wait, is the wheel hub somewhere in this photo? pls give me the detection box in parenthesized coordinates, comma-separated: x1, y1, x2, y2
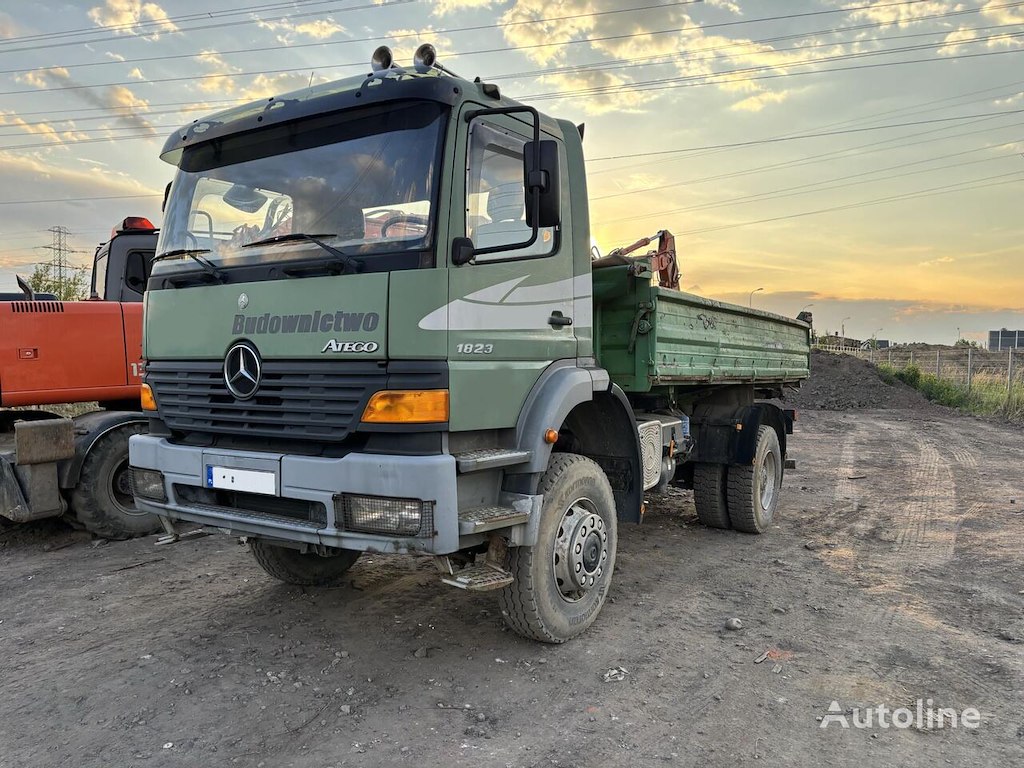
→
(759, 452, 777, 511)
(553, 501, 608, 601)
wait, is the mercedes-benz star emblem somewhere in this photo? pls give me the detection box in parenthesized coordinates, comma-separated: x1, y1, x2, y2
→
(238, 292, 249, 310)
(224, 343, 261, 400)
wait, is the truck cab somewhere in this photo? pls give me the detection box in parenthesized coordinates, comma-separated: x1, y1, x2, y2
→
(130, 47, 809, 642)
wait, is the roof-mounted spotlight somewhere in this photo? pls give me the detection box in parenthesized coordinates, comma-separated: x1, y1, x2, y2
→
(371, 45, 395, 72)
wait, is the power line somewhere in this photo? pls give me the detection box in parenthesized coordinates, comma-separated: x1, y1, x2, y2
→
(523, 33, 1024, 103)
(638, 171, 1024, 237)
(0, 193, 160, 207)
(592, 126, 1024, 200)
(0, 0, 416, 55)
(602, 152, 1015, 224)
(8, 1, 1019, 97)
(0, 0, 345, 45)
(0, 0, 703, 76)
(589, 109, 1024, 161)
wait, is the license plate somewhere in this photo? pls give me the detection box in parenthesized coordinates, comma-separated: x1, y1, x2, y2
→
(206, 465, 277, 496)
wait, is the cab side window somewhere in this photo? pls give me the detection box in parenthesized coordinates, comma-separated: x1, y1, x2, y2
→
(466, 121, 555, 262)
(93, 252, 108, 299)
(124, 250, 153, 297)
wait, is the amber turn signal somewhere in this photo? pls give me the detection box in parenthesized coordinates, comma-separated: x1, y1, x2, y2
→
(543, 429, 559, 444)
(362, 390, 449, 424)
(140, 383, 157, 411)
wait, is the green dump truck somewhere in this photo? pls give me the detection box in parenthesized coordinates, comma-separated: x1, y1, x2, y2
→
(130, 45, 810, 643)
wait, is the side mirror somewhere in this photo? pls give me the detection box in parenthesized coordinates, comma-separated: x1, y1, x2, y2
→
(451, 236, 474, 266)
(523, 139, 560, 228)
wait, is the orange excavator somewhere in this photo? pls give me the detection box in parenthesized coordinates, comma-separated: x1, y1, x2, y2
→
(0, 217, 161, 539)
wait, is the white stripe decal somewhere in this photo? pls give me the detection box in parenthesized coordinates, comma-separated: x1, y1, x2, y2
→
(418, 275, 592, 331)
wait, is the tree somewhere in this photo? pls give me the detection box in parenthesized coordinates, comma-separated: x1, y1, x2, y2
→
(26, 262, 88, 301)
(954, 338, 979, 349)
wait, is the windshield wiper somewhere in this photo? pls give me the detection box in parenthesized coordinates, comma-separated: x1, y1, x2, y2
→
(241, 233, 361, 275)
(152, 248, 226, 283)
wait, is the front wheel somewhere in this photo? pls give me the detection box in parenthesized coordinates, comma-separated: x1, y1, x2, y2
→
(250, 539, 361, 586)
(498, 454, 617, 643)
(727, 425, 783, 534)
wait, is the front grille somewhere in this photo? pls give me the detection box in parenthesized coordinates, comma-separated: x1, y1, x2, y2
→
(147, 359, 447, 443)
(148, 359, 386, 443)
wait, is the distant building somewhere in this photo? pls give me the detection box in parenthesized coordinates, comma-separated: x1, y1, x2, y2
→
(988, 329, 1024, 350)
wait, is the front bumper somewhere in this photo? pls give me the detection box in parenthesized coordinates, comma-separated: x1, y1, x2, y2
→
(128, 435, 459, 554)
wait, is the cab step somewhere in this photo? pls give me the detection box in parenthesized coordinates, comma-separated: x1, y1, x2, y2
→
(440, 563, 514, 591)
(458, 505, 530, 535)
(454, 448, 532, 473)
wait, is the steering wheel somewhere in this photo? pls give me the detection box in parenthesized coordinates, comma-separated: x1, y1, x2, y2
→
(380, 214, 429, 238)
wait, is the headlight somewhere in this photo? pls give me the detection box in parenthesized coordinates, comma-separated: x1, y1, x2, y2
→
(131, 468, 166, 502)
(338, 494, 433, 537)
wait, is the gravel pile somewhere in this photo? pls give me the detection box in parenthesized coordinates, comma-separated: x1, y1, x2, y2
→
(786, 349, 931, 410)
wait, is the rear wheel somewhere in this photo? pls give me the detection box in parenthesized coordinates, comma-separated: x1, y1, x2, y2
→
(70, 423, 160, 539)
(250, 539, 361, 587)
(727, 425, 782, 534)
(693, 463, 731, 529)
(498, 454, 617, 643)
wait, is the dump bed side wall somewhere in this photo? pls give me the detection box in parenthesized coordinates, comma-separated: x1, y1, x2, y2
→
(594, 267, 810, 392)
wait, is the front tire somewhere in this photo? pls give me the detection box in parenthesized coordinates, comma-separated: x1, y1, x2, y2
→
(70, 423, 160, 539)
(727, 425, 783, 534)
(498, 454, 617, 643)
(250, 539, 361, 586)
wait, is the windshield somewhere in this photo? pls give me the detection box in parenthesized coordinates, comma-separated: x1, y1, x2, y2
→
(156, 101, 447, 272)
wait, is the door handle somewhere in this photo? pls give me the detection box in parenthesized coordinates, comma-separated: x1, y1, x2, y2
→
(548, 311, 573, 327)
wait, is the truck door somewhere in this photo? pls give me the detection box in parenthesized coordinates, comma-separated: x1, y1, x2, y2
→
(440, 111, 576, 430)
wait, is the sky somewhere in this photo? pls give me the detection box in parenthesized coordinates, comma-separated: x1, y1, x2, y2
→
(0, 0, 1021, 345)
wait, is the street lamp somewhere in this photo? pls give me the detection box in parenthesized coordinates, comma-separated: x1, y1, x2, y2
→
(841, 316, 851, 340)
(801, 303, 814, 312)
(749, 287, 763, 307)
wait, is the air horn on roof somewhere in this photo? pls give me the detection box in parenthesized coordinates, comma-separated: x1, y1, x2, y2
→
(370, 43, 459, 77)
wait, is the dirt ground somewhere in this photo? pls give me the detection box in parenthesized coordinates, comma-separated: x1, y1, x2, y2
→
(3, 406, 1023, 767)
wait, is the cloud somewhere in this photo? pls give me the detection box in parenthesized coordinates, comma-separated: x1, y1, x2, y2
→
(17, 67, 156, 137)
(87, 0, 179, 37)
(17, 67, 71, 89)
(0, 10, 19, 38)
(431, 0, 498, 15)
(729, 89, 792, 112)
(105, 51, 126, 62)
(496, 0, 815, 115)
(255, 15, 347, 44)
(937, 26, 979, 56)
(128, 66, 146, 80)
(918, 255, 956, 267)
(980, 0, 1024, 25)
(194, 50, 242, 94)
(705, 0, 742, 13)
(0, 112, 71, 147)
(845, 0, 956, 29)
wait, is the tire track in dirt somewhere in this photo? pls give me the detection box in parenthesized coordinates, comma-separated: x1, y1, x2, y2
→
(804, 413, 1021, 712)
